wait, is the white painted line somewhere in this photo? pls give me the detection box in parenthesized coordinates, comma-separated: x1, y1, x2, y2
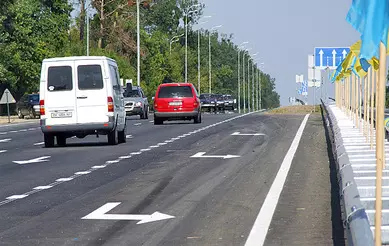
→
(92, 165, 107, 169)
(231, 132, 265, 136)
(171, 138, 180, 140)
(19, 129, 27, 132)
(157, 143, 167, 146)
(126, 135, 133, 139)
(0, 138, 11, 143)
(361, 197, 389, 201)
(75, 171, 91, 175)
(34, 142, 44, 146)
(0, 132, 7, 135)
(165, 140, 173, 143)
(13, 156, 50, 165)
(149, 121, 153, 123)
(0, 150, 7, 154)
(9, 131, 18, 133)
(119, 156, 132, 159)
(56, 178, 74, 182)
(134, 123, 142, 126)
(131, 152, 141, 155)
(33, 186, 53, 190)
(106, 160, 120, 164)
(6, 194, 28, 200)
(244, 114, 310, 246)
(149, 145, 159, 148)
(190, 152, 240, 159)
(140, 148, 151, 152)
(28, 128, 36, 131)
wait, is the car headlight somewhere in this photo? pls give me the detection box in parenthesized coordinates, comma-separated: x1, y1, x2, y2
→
(135, 102, 142, 107)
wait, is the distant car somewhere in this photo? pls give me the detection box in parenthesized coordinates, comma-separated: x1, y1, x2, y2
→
(200, 93, 217, 112)
(215, 94, 226, 111)
(123, 83, 149, 119)
(223, 94, 236, 110)
(16, 93, 40, 119)
(153, 82, 201, 125)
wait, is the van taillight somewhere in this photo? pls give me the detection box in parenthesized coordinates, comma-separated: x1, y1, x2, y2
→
(39, 100, 45, 115)
(107, 97, 114, 112)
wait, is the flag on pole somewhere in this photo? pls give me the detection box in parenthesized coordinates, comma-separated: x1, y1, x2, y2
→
(346, 0, 389, 61)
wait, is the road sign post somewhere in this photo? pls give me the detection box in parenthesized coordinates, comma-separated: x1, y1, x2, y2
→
(0, 89, 16, 123)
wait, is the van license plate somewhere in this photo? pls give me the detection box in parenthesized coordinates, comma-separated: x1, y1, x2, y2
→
(51, 112, 72, 118)
(169, 101, 182, 106)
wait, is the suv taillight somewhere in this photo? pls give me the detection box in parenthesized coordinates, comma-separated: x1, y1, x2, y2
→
(107, 97, 114, 112)
(39, 100, 45, 115)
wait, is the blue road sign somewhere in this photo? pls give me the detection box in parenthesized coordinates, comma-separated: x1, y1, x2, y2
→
(302, 80, 308, 94)
(314, 47, 350, 69)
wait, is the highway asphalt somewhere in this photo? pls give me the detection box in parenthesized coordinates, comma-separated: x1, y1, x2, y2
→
(0, 111, 342, 245)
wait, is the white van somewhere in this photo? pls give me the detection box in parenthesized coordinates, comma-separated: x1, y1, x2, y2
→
(39, 56, 127, 147)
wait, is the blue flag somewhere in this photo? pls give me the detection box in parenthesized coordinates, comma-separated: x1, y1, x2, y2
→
(346, 0, 389, 61)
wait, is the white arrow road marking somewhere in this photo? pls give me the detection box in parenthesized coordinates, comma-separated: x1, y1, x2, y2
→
(231, 132, 265, 136)
(82, 202, 175, 224)
(0, 138, 11, 143)
(13, 156, 50, 165)
(190, 152, 240, 159)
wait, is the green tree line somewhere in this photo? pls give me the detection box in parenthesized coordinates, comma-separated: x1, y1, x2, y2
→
(0, 0, 280, 110)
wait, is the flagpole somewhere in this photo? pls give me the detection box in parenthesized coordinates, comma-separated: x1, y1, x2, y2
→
(375, 41, 387, 246)
(366, 68, 371, 142)
(359, 77, 363, 132)
(371, 68, 375, 149)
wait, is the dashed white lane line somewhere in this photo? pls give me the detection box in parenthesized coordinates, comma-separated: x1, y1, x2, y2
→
(34, 142, 44, 146)
(75, 171, 92, 175)
(0, 138, 11, 143)
(6, 195, 28, 200)
(0, 150, 7, 153)
(0, 132, 6, 135)
(92, 165, 107, 169)
(134, 123, 142, 126)
(126, 135, 133, 139)
(9, 131, 18, 133)
(56, 178, 74, 182)
(33, 186, 53, 190)
(149, 121, 154, 123)
(245, 114, 310, 246)
(0, 111, 258, 207)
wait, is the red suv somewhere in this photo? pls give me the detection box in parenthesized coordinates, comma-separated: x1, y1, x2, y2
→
(153, 83, 202, 125)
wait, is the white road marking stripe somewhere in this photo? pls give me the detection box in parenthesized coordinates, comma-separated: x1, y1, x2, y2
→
(157, 143, 167, 146)
(6, 195, 28, 200)
(33, 186, 53, 190)
(119, 156, 132, 159)
(165, 140, 173, 143)
(0, 138, 11, 143)
(28, 128, 36, 131)
(92, 165, 107, 169)
(149, 145, 159, 148)
(75, 171, 91, 175)
(19, 129, 27, 132)
(245, 114, 310, 246)
(0, 132, 7, 135)
(0, 150, 7, 153)
(134, 123, 142, 126)
(34, 142, 44, 146)
(140, 148, 151, 152)
(56, 178, 74, 182)
(106, 160, 120, 164)
(131, 152, 141, 155)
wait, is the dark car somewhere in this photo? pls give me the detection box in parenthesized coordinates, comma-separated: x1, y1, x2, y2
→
(200, 93, 217, 112)
(215, 94, 226, 111)
(16, 93, 40, 119)
(223, 94, 236, 110)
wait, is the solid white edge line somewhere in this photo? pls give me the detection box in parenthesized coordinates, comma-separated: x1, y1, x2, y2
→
(244, 114, 310, 246)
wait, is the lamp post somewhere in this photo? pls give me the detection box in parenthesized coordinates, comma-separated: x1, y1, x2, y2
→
(242, 48, 251, 113)
(196, 16, 211, 94)
(247, 53, 257, 112)
(238, 41, 249, 114)
(258, 63, 265, 110)
(208, 25, 222, 93)
(184, 4, 200, 83)
(170, 34, 184, 55)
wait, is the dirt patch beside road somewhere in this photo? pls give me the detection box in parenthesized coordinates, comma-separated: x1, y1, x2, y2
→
(0, 116, 38, 125)
(266, 105, 321, 115)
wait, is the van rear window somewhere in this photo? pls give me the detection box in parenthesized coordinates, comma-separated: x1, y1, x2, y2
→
(47, 66, 73, 91)
(158, 86, 193, 98)
(78, 65, 104, 90)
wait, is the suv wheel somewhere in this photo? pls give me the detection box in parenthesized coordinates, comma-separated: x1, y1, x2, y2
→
(145, 107, 149, 119)
(108, 129, 118, 145)
(44, 134, 55, 148)
(194, 113, 202, 124)
(154, 116, 163, 125)
(18, 109, 24, 119)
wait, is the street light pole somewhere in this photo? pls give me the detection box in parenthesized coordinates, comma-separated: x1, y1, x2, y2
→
(198, 29, 201, 93)
(170, 34, 184, 55)
(237, 42, 248, 114)
(136, 0, 140, 86)
(208, 25, 222, 94)
(184, 5, 200, 83)
(252, 62, 255, 111)
(247, 58, 251, 112)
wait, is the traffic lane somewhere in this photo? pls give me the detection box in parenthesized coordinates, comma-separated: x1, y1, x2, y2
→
(0, 113, 244, 207)
(0, 121, 39, 133)
(0, 114, 306, 245)
(264, 114, 344, 245)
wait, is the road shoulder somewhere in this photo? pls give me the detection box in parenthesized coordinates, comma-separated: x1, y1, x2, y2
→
(264, 113, 345, 246)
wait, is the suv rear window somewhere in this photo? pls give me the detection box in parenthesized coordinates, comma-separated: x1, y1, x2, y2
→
(29, 94, 39, 103)
(48, 66, 73, 91)
(124, 89, 141, 97)
(78, 65, 104, 90)
(158, 86, 193, 98)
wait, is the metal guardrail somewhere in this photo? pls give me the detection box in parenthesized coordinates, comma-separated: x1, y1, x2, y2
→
(321, 100, 374, 246)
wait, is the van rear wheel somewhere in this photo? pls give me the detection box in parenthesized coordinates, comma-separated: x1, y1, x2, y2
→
(118, 123, 126, 144)
(108, 129, 118, 145)
(44, 134, 55, 148)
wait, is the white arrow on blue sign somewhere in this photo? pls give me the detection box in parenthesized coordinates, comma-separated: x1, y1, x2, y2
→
(314, 47, 350, 69)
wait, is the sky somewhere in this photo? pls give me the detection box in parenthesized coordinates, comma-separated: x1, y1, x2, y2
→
(197, 0, 360, 106)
